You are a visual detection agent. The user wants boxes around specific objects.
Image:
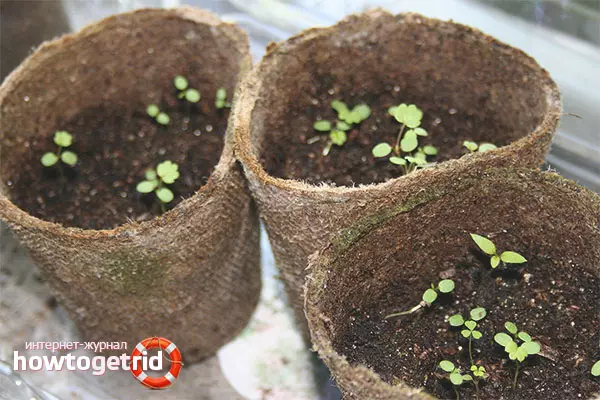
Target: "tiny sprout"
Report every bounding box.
[494,321,540,388]
[215,87,231,109]
[41,131,78,167]
[385,279,454,318]
[136,160,180,213]
[439,360,473,400]
[449,307,487,365]
[147,104,170,125]
[373,104,436,175]
[463,140,497,153]
[471,365,487,378]
[592,360,600,377]
[470,233,527,269]
[311,100,370,156]
[174,75,200,103]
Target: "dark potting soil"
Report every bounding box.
[261,84,521,187]
[6,97,229,230]
[334,253,600,399]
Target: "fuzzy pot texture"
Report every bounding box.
[234,9,561,338]
[0,8,260,363]
[304,168,600,400]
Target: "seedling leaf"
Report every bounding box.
[478,143,497,152]
[405,156,426,166]
[470,307,487,321]
[500,251,527,264]
[336,121,351,131]
[156,112,170,125]
[423,145,438,155]
[352,104,371,121]
[54,131,73,147]
[491,255,500,268]
[216,87,227,100]
[464,320,477,330]
[439,360,455,372]
[472,330,482,339]
[449,314,465,327]
[136,180,157,193]
[394,104,423,128]
[331,100,350,116]
[330,130,347,146]
[147,104,160,117]
[156,160,180,184]
[400,130,418,153]
[314,120,332,131]
[174,75,188,91]
[470,233,496,255]
[422,288,438,304]
[517,332,532,342]
[505,322,518,335]
[372,143,392,158]
[414,127,428,137]
[463,141,478,152]
[494,333,512,347]
[521,341,540,355]
[60,151,78,166]
[41,153,58,167]
[156,187,174,203]
[145,169,157,180]
[389,156,406,166]
[592,360,600,376]
[449,372,463,385]
[461,330,472,338]
[438,279,455,293]
[185,89,201,103]
[505,340,518,355]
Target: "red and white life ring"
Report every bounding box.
[130,337,182,389]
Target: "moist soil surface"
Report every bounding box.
[334,253,600,399]
[7,95,228,230]
[261,84,515,187]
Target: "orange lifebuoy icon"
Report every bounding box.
[130,337,182,389]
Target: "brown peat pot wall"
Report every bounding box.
[0,8,260,362]
[305,168,600,400]
[234,10,561,337]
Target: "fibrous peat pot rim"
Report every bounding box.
[0,6,249,235]
[0,7,260,363]
[234,9,561,194]
[304,168,600,400]
[233,8,561,342]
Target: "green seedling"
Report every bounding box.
[494,321,541,388]
[136,160,180,213]
[449,307,487,365]
[592,360,600,377]
[147,104,170,125]
[463,141,497,153]
[174,75,200,103]
[470,233,527,269]
[215,87,231,109]
[41,131,78,167]
[311,100,371,156]
[372,104,437,174]
[385,279,454,318]
[439,360,473,400]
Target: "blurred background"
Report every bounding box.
[1,1,598,399]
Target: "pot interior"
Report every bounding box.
[0,11,245,229]
[316,170,600,399]
[252,14,556,186]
